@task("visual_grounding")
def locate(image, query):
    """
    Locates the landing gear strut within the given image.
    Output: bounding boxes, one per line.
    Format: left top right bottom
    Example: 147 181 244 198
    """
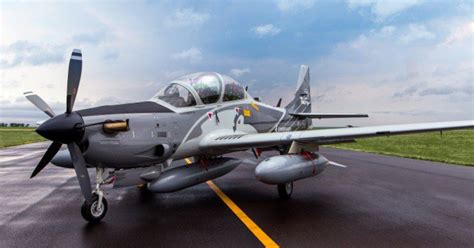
277 181 293 200
81 167 113 223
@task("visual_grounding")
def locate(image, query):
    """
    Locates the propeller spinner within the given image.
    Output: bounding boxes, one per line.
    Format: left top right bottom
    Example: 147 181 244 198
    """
24 49 92 203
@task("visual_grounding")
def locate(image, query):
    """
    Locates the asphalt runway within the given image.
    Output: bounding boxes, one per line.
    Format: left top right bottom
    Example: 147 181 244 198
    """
0 142 473 247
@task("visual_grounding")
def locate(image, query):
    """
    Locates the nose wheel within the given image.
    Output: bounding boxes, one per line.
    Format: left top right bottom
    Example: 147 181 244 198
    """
80 167 114 223
277 181 293 200
81 193 108 223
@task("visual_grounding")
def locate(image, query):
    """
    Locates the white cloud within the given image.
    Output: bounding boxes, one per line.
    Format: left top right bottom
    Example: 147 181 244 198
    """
399 24 435 43
0 41 66 68
171 47 202 63
379 25 396 36
442 21 474 45
276 0 316 12
347 0 423 21
164 8 210 28
72 29 112 45
309 20 473 125
229 68 251 77
251 24 281 38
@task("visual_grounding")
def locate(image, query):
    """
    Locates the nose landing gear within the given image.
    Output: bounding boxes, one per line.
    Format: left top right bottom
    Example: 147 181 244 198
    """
81 192 108 223
81 167 114 223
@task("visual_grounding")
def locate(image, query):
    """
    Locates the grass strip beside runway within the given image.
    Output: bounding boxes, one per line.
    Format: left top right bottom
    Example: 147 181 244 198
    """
327 130 474 166
0 127 45 148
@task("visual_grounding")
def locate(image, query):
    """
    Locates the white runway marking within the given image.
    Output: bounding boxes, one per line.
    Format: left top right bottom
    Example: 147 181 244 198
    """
328 161 347 168
0 150 45 163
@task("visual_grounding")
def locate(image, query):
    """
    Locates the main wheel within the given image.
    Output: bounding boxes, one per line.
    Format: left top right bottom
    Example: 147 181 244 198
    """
277 181 293 200
81 193 108 223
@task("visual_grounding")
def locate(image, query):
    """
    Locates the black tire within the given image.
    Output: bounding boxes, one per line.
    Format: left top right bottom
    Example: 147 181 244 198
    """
81 194 108 223
277 181 293 200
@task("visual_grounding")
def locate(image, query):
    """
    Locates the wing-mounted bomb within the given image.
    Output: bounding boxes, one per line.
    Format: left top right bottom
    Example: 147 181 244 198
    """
255 152 328 184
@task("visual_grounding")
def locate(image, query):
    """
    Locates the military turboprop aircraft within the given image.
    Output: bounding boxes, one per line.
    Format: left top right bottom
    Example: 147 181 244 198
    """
24 49 473 223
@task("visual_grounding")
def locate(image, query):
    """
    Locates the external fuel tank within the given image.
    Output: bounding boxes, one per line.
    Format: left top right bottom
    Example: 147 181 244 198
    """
255 152 328 184
148 157 241 193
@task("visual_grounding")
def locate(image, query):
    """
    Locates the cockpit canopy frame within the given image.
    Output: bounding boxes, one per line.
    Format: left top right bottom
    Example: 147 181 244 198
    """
152 72 249 108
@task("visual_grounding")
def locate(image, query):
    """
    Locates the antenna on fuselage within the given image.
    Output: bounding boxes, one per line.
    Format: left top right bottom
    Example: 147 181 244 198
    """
276 98 282 107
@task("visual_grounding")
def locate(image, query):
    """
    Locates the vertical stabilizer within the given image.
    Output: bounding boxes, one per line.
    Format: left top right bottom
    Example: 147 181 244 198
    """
285 65 311 114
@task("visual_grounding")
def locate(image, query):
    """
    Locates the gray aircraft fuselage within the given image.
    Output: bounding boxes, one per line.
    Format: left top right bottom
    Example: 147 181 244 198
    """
77 97 308 168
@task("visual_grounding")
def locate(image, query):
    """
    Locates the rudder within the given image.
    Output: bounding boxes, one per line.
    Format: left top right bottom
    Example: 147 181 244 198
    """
285 65 311 114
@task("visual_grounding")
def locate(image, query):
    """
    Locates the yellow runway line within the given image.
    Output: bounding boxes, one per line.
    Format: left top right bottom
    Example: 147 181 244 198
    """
207 180 279 248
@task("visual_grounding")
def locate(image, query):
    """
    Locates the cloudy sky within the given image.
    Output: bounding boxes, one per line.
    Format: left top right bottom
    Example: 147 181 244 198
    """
0 0 473 126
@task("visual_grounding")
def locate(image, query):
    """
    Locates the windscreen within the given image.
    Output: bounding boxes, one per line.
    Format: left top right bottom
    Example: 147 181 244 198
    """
155 83 196 107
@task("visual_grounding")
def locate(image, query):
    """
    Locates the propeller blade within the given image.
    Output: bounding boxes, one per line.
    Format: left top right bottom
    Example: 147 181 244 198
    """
30 141 62 178
67 143 92 203
66 49 82 113
24 91 55 117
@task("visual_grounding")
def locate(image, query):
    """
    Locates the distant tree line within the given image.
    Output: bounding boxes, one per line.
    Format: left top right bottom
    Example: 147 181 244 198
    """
0 123 30 127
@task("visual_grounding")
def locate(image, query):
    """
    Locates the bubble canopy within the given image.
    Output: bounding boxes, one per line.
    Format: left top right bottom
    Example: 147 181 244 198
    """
152 72 247 107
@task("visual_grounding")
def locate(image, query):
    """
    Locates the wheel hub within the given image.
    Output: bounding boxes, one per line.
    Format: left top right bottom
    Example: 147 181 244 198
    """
91 201 104 217
286 182 292 193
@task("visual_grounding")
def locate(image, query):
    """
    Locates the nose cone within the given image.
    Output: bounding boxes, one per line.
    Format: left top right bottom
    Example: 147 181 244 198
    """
36 112 84 144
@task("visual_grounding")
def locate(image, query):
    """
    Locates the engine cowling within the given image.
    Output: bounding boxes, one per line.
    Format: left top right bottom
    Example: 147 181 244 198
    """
255 152 328 184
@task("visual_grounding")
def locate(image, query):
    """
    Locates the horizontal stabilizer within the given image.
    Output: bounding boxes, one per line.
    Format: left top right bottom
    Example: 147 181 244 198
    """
290 112 369 119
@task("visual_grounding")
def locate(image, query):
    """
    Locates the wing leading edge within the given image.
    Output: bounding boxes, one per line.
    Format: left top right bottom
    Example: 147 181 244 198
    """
200 120 474 152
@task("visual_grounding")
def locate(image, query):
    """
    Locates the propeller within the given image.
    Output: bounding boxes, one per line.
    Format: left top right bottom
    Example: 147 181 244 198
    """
24 92 55 117
30 141 62 178
25 49 93 203
66 49 82 113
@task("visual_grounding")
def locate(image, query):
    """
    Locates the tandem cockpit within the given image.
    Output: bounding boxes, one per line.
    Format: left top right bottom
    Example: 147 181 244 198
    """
151 72 249 108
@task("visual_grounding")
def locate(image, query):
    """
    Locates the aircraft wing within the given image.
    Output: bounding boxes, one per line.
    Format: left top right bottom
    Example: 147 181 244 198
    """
290 112 369 119
200 120 474 152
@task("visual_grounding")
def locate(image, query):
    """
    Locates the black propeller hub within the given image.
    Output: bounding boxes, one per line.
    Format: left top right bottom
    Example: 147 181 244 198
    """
36 112 84 144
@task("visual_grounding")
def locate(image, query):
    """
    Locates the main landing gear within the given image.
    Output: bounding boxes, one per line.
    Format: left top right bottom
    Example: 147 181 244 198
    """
81 168 114 223
277 181 293 200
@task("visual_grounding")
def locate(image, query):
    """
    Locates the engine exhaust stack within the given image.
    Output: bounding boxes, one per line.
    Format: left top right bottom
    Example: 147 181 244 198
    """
103 120 129 133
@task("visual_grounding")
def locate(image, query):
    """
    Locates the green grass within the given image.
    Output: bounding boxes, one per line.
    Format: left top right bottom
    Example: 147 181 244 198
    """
1 127 472 166
0 127 45 148
327 130 474 166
